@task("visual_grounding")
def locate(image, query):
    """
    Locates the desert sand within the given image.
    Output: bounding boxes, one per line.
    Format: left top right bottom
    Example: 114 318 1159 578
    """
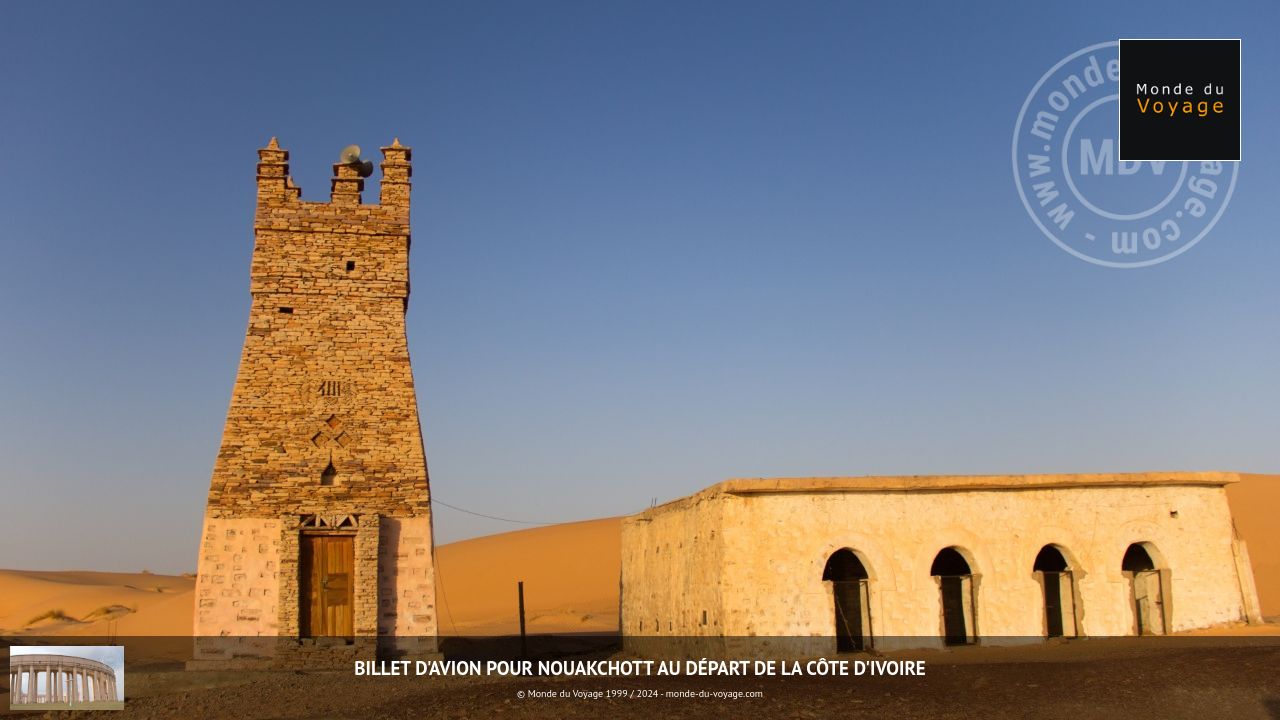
0 517 621 638
0 569 194 637
433 517 621 635
0 473 1273 638
1227 474 1279 617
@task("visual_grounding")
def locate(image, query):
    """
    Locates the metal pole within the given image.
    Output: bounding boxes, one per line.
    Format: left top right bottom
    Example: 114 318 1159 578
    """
518 580 527 660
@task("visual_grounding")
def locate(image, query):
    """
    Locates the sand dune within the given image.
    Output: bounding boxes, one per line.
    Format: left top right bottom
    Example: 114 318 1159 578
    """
0 477 1272 638
0 517 622 639
1227 474 1279 618
434 517 621 635
0 569 195 636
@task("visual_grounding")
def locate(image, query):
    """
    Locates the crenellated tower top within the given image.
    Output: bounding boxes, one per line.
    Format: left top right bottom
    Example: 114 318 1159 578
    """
254 137 413 212
248 137 416 308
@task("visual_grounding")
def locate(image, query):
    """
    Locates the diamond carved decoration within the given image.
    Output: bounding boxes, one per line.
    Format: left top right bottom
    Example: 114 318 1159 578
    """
310 414 356 449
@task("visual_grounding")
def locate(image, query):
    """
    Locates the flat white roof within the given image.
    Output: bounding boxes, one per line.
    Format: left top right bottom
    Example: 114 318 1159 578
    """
631 471 1267 521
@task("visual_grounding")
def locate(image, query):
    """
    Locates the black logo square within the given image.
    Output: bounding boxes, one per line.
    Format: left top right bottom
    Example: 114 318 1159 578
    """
1119 39 1240 161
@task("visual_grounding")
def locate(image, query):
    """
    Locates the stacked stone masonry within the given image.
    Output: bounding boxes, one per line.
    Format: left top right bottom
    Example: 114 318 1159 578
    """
191 139 438 668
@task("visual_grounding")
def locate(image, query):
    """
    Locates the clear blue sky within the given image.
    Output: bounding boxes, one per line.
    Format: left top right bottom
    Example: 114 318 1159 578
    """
1 1 1276 573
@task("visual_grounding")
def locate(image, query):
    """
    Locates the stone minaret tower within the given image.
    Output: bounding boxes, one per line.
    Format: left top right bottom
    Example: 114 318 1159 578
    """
191 139 438 668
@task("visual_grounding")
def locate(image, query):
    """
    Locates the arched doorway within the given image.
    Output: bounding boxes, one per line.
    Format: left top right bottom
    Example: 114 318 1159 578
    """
1033 545 1078 638
931 547 976 645
1122 542 1168 635
823 549 872 651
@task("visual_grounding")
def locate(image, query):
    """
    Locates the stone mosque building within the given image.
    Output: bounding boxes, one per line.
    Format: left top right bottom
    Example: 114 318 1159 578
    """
190 139 438 668
188 142 1264 666
622 472 1264 655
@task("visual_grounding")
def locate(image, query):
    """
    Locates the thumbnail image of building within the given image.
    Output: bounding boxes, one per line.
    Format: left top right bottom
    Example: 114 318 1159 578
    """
622 472 1263 655
190 140 438 668
10 652 119 707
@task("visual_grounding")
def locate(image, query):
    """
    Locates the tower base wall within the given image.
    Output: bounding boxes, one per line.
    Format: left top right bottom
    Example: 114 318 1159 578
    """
190 513 439 669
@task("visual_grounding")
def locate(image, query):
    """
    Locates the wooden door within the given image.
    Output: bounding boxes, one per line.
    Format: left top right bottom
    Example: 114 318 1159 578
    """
1059 571 1078 637
1043 571 1064 637
940 575 970 645
301 535 354 637
1133 570 1164 636
959 575 976 644
832 580 865 652
857 579 873 650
